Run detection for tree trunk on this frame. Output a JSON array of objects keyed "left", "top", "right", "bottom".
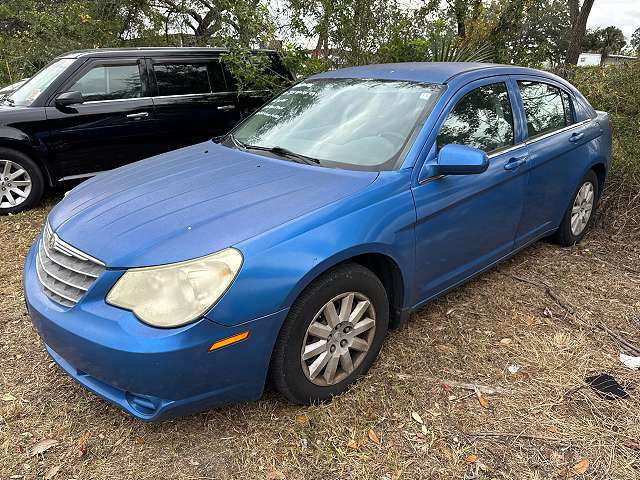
[{"left": 565, "top": 0, "right": 596, "bottom": 65}]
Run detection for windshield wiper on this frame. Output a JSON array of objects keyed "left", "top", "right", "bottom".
[{"left": 229, "top": 134, "right": 320, "bottom": 165}]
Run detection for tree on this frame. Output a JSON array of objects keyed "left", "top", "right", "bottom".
[
  {"left": 565, "top": 0, "right": 596, "bottom": 65},
  {"left": 583, "top": 26, "right": 626, "bottom": 63},
  {"left": 631, "top": 27, "right": 640, "bottom": 54}
]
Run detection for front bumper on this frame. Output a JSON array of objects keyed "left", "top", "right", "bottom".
[{"left": 24, "top": 242, "right": 288, "bottom": 421}]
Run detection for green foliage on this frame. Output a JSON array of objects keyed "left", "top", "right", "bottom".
[
  {"left": 583, "top": 26, "right": 626, "bottom": 59},
  {"left": 631, "top": 27, "right": 640, "bottom": 54},
  {"left": 571, "top": 62, "right": 640, "bottom": 187}
]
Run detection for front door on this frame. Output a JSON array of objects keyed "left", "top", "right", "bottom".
[
  {"left": 411, "top": 79, "right": 529, "bottom": 303},
  {"left": 44, "top": 58, "right": 156, "bottom": 181}
]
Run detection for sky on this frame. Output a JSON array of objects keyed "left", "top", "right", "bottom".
[{"left": 587, "top": 0, "right": 639, "bottom": 40}]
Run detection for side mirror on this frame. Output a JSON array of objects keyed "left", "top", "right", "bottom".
[
  {"left": 55, "top": 91, "right": 84, "bottom": 108},
  {"left": 433, "top": 144, "right": 489, "bottom": 176}
]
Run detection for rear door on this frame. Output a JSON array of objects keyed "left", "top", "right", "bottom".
[
  {"left": 44, "top": 57, "right": 156, "bottom": 180},
  {"left": 148, "top": 56, "right": 242, "bottom": 152},
  {"left": 511, "top": 77, "right": 601, "bottom": 247}
]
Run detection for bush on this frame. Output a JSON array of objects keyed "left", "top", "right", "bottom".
[{"left": 570, "top": 62, "right": 640, "bottom": 190}]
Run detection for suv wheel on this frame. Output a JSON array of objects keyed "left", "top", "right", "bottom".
[
  {"left": 270, "top": 263, "right": 389, "bottom": 404},
  {"left": 0, "top": 148, "right": 44, "bottom": 214}
]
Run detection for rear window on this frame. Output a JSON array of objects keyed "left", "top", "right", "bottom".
[
  {"left": 153, "top": 61, "right": 226, "bottom": 96},
  {"left": 518, "top": 81, "right": 571, "bottom": 138}
]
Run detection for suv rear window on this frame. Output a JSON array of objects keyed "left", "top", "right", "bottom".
[{"left": 153, "top": 61, "right": 226, "bottom": 96}]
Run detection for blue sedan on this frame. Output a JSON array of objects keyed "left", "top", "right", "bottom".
[{"left": 24, "top": 62, "right": 611, "bottom": 420}]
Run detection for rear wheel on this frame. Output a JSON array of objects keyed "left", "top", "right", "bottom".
[
  {"left": 270, "top": 263, "right": 389, "bottom": 404},
  {"left": 0, "top": 148, "right": 44, "bottom": 214},
  {"left": 550, "top": 170, "right": 598, "bottom": 247}
]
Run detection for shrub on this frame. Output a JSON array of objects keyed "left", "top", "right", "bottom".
[{"left": 570, "top": 62, "right": 640, "bottom": 190}]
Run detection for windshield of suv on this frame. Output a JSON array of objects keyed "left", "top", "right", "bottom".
[
  {"left": 8, "top": 58, "right": 74, "bottom": 106},
  {"left": 228, "top": 78, "right": 442, "bottom": 170}
]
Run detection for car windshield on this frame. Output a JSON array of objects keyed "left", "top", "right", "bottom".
[
  {"left": 7, "top": 58, "right": 74, "bottom": 106},
  {"left": 229, "top": 78, "right": 442, "bottom": 170}
]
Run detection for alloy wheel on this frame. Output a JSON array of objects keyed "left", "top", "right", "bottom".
[
  {"left": 570, "top": 181, "right": 594, "bottom": 236},
  {"left": 0, "top": 159, "right": 32, "bottom": 209},
  {"left": 301, "top": 291, "right": 376, "bottom": 386}
]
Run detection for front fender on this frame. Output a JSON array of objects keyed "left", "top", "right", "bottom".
[{"left": 206, "top": 170, "right": 417, "bottom": 327}]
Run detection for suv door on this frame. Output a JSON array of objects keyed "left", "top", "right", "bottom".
[
  {"left": 148, "top": 57, "right": 242, "bottom": 152},
  {"left": 44, "top": 58, "right": 155, "bottom": 180},
  {"left": 411, "top": 79, "right": 529, "bottom": 302},
  {"left": 511, "top": 77, "right": 602, "bottom": 247}
]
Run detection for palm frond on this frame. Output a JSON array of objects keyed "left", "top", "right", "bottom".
[{"left": 428, "top": 37, "right": 494, "bottom": 63}]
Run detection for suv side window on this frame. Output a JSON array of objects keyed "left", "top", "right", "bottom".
[
  {"left": 437, "top": 82, "right": 514, "bottom": 153},
  {"left": 153, "top": 61, "right": 226, "bottom": 96},
  {"left": 69, "top": 64, "right": 142, "bottom": 102},
  {"left": 518, "top": 81, "right": 571, "bottom": 138}
]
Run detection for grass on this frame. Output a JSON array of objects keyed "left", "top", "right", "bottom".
[{"left": 1, "top": 191, "right": 639, "bottom": 479}]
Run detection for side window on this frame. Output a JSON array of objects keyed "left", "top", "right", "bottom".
[
  {"left": 153, "top": 61, "right": 226, "bottom": 96},
  {"left": 437, "top": 82, "right": 514, "bottom": 153},
  {"left": 518, "top": 81, "right": 568, "bottom": 138},
  {"left": 560, "top": 90, "right": 574, "bottom": 125},
  {"left": 69, "top": 64, "right": 142, "bottom": 102}
]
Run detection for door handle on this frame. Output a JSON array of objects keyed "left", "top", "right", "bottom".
[
  {"left": 569, "top": 131, "right": 585, "bottom": 142},
  {"left": 504, "top": 155, "right": 528, "bottom": 170},
  {"left": 126, "top": 112, "right": 149, "bottom": 120},
  {"left": 217, "top": 105, "right": 236, "bottom": 111}
]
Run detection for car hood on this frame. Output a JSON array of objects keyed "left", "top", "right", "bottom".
[{"left": 48, "top": 142, "right": 378, "bottom": 267}]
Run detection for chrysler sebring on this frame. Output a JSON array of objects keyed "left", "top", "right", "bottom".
[{"left": 24, "top": 62, "right": 611, "bottom": 420}]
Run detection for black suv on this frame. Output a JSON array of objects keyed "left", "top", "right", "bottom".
[{"left": 0, "top": 47, "right": 293, "bottom": 213}]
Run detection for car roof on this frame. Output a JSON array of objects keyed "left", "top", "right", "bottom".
[
  {"left": 311, "top": 62, "right": 559, "bottom": 85},
  {"left": 59, "top": 47, "right": 277, "bottom": 59}
]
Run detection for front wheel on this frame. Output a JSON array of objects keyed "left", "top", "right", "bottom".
[
  {"left": 270, "top": 263, "right": 389, "bottom": 404},
  {"left": 0, "top": 148, "right": 44, "bottom": 214},
  {"left": 550, "top": 170, "right": 599, "bottom": 247}
]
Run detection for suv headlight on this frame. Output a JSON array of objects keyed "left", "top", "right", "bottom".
[{"left": 106, "top": 248, "right": 243, "bottom": 328}]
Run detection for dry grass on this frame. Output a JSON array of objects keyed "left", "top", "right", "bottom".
[{"left": 1, "top": 191, "right": 640, "bottom": 480}]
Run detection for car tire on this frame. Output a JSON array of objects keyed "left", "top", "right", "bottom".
[
  {"left": 550, "top": 170, "right": 599, "bottom": 247},
  {"left": 270, "top": 262, "right": 389, "bottom": 404},
  {"left": 0, "top": 148, "right": 44, "bottom": 214}
]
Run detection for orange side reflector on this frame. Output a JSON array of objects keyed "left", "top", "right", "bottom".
[{"left": 208, "top": 331, "right": 249, "bottom": 352}]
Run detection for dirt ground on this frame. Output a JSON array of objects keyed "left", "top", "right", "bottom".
[{"left": 1, "top": 192, "right": 639, "bottom": 480}]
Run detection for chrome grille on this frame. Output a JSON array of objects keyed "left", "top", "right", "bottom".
[{"left": 36, "top": 223, "right": 105, "bottom": 307}]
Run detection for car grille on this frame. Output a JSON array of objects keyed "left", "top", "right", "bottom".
[{"left": 35, "top": 223, "right": 105, "bottom": 308}]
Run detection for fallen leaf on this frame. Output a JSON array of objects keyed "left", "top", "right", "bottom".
[
  {"left": 368, "top": 429, "right": 380, "bottom": 444},
  {"left": 475, "top": 388, "right": 490, "bottom": 409},
  {"left": 441, "top": 383, "right": 452, "bottom": 392},
  {"left": 346, "top": 438, "right": 358, "bottom": 450},
  {"left": 266, "top": 470, "right": 285, "bottom": 480},
  {"left": 411, "top": 412, "right": 423, "bottom": 424},
  {"left": 44, "top": 465, "right": 60, "bottom": 480},
  {"left": 546, "top": 425, "right": 559, "bottom": 433},
  {"left": 77, "top": 432, "right": 90, "bottom": 457},
  {"left": 29, "top": 439, "right": 59, "bottom": 457},
  {"left": 446, "top": 308, "right": 454, "bottom": 315},
  {"left": 570, "top": 458, "right": 589, "bottom": 475},
  {"left": 1, "top": 393, "right": 16, "bottom": 401},
  {"left": 465, "top": 454, "right": 478, "bottom": 463},
  {"left": 421, "top": 425, "right": 428, "bottom": 436},
  {"left": 500, "top": 338, "right": 512, "bottom": 345},
  {"left": 295, "top": 414, "right": 307, "bottom": 423}
]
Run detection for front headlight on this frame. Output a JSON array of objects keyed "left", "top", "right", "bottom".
[{"left": 106, "top": 248, "right": 243, "bottom": 328}]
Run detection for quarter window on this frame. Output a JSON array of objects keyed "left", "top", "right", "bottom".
[
  {"left": 437, "top": 82, "right": 514, "bottom": 153},
  {"left": 153, "top": 62, "right": 226, "bottom": 96},
  {"left": 69, "top": 64, "right": 142, "bottom": 102},
  {"left": 518, "top": 81, "right": 572, "bottom": 138}
]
